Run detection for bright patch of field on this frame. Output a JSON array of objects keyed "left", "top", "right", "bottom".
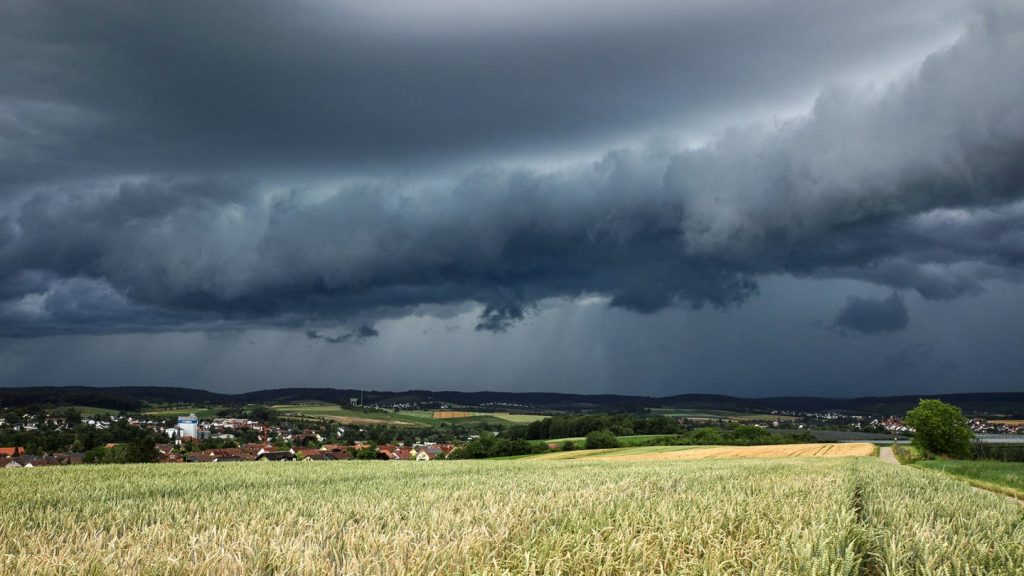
[
  {"left": 2, "top": 458, "right": 1022, "bottom": 575},
  {"left": 595, "top": 442, "right": 876, "bottom": 461},
  {"left": 530, "top": 445, "right": 700, "bottom": 460},
  {"left": 424, "top": 410, "right": 545, "bottom": 424},
  {"left": 436, "top": 414, "right": 511, "bottom": 425},
  {"left": 989, "top": 419, "right": 1024, "bottom": 425},
  {"left": 487, "top": 412, "right": 547, "bottom": 423},
  {"left": 432, "top": 410, "right": 475, "bottom": 418},
  {"left": 374, "top": 410, "right": 440, "bottom": 425},
  {"left": 142, "top": 406, "right": 222, "bottom": 419},
  {"left": 916, "top": 460, "right": 1024, "bottom": 499},
  {"left": 69, "top": 405, "right": 123, "bottom": 417}
]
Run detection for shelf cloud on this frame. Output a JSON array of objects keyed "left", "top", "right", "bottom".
[{"left": 0, "top": 0, "right": 1022, "bottom": 394}]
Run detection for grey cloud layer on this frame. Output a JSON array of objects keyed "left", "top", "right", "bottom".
[
  {"left": 833, "top": 292, "right": 909, "bottom": 335},
  {"left": 0, "top": 0, "right": 962, "bottom": 187},
  {"left": 1, "top": 1, "right": 1023, "bottom": 337},
  {"left": 306, "top": 324, "right": 379, "bottom": 344}
]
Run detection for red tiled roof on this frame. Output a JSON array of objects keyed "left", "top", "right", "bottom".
[
  {"left": 206, "top": 448, "right": 243, "bottom": 457},
  {"left": 0, "top": 447, "right": 24, "bottom": 457}
]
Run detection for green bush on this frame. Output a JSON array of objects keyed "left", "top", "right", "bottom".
[{"left": 585, "top": 430, "right": 620, "bottom": 450}]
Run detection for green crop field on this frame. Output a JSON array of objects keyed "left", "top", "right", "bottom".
[
  {"left": 534, "top": 434, "right": 674, "bottom": 447},
  {"left": 916, "top": 459, "right": 1024, "bottom": 499},
  {"left": 142, "top": 406, "right": 224, "bottom": 419},
  {"left": 271, "top": 404, "right": 421, "bottom": 425},
  {"left": 272, "top": 404, "right": 545, "bottom": 427},
  {"left": 1, "top": 456, "right": 1022, "bottom": 575}
]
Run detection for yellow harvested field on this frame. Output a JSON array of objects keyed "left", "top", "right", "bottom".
[
  {"left": 431, "top": 410, "right": 475, "bottom": 418},
  {"left": 596, "top": 442, "right": 875, "bottom": 461},
  {"left": 989, "top": 419, "right": 1024, "bottom": 425}
]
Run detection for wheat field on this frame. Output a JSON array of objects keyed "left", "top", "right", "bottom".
[
  {"left": 1, "top": 456, "right": 1022, "bottom": 575},
  {"left": 590, "top": 442, "right": 876, "bottom": 461}
]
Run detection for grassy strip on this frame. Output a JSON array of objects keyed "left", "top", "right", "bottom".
[
  {"left": 914, "top": 460, "right": 1024, "bottom": 502},
  {"left": 891, "top": 444, "right": 923, "bottom": 464}
]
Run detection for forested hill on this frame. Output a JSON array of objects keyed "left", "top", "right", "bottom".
[{"left": 2, "top": 386, "right": 1023, "bottom": 416}]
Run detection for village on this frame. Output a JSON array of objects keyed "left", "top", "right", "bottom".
[
  {"left": 0, "top": 410, "right": 460, "bottom": 468},
  {"left": 3, "top": 405, "right": 1023, "bottom": 469},
  {"left": 866, "top": 415, "right": 1024, "bottom": 436}
]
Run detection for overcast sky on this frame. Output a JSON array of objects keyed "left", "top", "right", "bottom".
[{"left": 1, "top": 0, "right": 1023, "bottom": 397}]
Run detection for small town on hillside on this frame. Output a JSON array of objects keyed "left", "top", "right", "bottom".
[
  {"left": 0, "top": 408, "right": 462, "bottom": 468},
  {"left": 1, "top": 403, "right": 1022, "bottom": 468}
]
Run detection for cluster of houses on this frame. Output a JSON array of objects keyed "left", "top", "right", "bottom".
[
  {"left": 163, "top": 414, "right": 334, "bottom": 445},
  {"left": 0, "top": 446, "right": 84, "bottom": 468},
  {"left": 156, "top": 441, "right": 455, "bottom": 463},
  {"left": 0, "top": 414, "right": 115, "bottom": 432},
  {"left": 870, "top": 417, "right": 914, "bottom": 434},
  {"left": 968, "top": 418, "right": 1024, "bottom": 435},
  {"left": 1, "top": 410, "right": 336, "bottom": 447},
  {"left": 1, "top": 409, "right": 462, "bottom": 468},
  {"left": 865, "top": 416, "right": 1024, "bottom": 436},
  {"left": 0, "top": 441, "right": 457, "bottom": 468}
]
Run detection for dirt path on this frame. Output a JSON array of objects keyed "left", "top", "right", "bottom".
[{"left": 878, "top": 446, "right": 900, "bottom": 465}]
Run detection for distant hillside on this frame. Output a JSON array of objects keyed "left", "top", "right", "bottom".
[
  {"left": 1, "top": 386, "right": 1023, "bottom": 417},
  {"left": 752, "top": 393, "right": 1024, "bottom": 416}
]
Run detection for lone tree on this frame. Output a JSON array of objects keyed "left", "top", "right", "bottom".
[{"left": 904, "top": 399, "right": 973, "bottom": 458}]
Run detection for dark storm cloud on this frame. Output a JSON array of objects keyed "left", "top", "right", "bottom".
[
  {"left": 475, "top": 302, "right": 529, "bottom": 333},
  {"left": 833, "top": 292, "right": 910, "bottom": 335},
  {"left": 0, "top": 0, "right": 962, "bottom": 189},
  {"left": 305, "top": 324, "right": 378, "bottom": 344},
  {"left": 0, "top": 151, "right": 759, "bottom": 335},
  {"left": 1, "top": 1, "right": 1024, "bottom": 338}
]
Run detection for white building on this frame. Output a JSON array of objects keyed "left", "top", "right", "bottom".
[{"left": 177, "top": 414, "right": 200, "bottom": 439}]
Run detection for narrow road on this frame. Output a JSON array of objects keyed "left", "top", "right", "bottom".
[{"left": 878, "top": 446, "right": 899, "bottom": 465}]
